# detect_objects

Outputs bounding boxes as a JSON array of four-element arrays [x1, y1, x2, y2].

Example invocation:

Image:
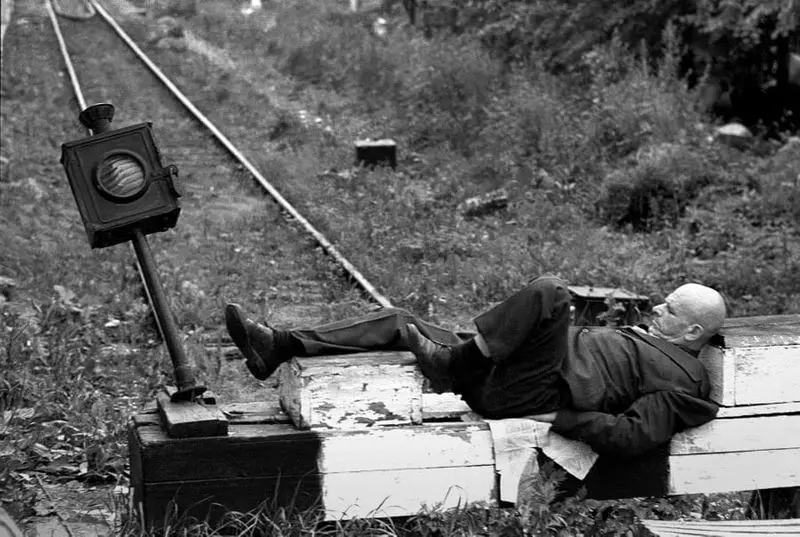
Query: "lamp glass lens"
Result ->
[[97, 154, 146, 199]]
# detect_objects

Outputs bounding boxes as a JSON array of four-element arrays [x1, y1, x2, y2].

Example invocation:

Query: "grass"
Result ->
[[1, 0, 799, 534], [187, 0, 800, 321]]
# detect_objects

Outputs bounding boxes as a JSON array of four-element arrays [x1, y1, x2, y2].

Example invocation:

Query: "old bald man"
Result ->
[[225, 275, 727, 457]]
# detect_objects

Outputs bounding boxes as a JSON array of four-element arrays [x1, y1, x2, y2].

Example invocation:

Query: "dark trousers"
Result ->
[[289, 275, 572, 419]]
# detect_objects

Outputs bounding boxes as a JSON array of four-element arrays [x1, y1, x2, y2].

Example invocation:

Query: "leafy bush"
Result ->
[[596, 143, 715, 230], [397, 37, 501, 154]]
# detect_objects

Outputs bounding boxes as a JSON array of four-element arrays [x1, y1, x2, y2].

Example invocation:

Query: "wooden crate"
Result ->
[[667, 403, 800, 495], [698, 315, 800, 406], [130, 399, 800, 526], [131, 315, 800, 526], [427, 394, 800, 500], [129, 405, 497, 527], [278, 351, 424, 430]]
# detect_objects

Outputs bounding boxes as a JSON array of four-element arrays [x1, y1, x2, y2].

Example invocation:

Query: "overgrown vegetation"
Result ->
[[2, 0, 799, 534], [209, 0, 799, 318]]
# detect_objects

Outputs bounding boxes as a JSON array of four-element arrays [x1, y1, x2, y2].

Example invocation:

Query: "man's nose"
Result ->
[[653, 304, 664, 316]]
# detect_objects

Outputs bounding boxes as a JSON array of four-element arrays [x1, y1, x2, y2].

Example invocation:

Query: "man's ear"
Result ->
[[684, 324, 705, 342]]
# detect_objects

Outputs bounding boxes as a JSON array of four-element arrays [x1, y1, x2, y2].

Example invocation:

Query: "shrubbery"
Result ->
[[246, 0, 798, 315]]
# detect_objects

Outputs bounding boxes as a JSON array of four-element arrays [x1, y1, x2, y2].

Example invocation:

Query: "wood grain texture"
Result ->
[[668, 448, 800, 495], [221, 401, 291, 424], [278, 351, 424, 429], [670, 414, 800, 455], [136, 423, 323, 482], [155, 391, 228, 438], [719, 314, 800, 348], [698, 345, 800, 406], [733, 346, 800, 405]]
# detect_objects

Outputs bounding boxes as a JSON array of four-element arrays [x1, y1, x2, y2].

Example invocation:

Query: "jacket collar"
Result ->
[[624, 326, 702, 381]]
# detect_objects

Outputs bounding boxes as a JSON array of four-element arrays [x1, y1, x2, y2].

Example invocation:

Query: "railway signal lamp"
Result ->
[[60, 103, 205, 402], [60, 102, 181, 249]]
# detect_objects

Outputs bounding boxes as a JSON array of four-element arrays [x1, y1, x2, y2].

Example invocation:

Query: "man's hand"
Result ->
[[529, 411, 557, 423]]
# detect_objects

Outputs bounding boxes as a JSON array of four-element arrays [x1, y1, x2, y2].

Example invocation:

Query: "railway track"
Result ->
[[1, 2, 401, 528], [47, 0, 392, 311]]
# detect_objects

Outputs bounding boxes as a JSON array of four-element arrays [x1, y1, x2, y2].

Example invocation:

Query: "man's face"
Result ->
[[648, 291, 695, 344]]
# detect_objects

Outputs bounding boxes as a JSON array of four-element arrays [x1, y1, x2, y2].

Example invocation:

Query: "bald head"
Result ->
[[672, 283, 726, 335], [649, 283, 727, 350]]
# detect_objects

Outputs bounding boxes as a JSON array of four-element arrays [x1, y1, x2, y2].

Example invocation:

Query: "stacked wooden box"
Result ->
[[666, 314, 800, 495], [129, 351, 497, 526], [128, 315, 800, 527]]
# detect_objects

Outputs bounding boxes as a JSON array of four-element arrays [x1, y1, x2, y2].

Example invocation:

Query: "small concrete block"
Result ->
[[355, 139, 397, 169], [278, 351, 424, 429]]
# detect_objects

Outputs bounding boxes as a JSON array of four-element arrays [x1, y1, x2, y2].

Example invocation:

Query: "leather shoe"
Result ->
[[225, 303, 288, 380], [402, 323, 453, 393]]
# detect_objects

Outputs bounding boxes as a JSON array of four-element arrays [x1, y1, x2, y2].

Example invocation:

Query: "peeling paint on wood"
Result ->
[[719, 314, 800, 347], [700, 345, 800, 406], [130, 418, 497, 526], [670, 414, 800, 455], [668, 448, 800, 495], [278, 351, 424, 429], [698, 315, 800, 406]]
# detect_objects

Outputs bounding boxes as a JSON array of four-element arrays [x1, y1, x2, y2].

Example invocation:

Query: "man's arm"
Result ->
[[549, 391, 719, 457]]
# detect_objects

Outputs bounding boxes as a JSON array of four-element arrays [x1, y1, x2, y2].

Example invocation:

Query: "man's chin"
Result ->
[[648, 326, 662, 338]]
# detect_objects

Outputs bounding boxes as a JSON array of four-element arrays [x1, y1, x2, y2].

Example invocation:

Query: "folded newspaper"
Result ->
[[480, 416, 599, 504]]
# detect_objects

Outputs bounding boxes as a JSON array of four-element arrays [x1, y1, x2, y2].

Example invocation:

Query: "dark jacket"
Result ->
[[550, 326, 719, 456]]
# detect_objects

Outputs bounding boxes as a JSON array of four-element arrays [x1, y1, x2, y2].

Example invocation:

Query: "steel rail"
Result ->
[[86, 0, 394, 308], [45, 0, 88, 111]]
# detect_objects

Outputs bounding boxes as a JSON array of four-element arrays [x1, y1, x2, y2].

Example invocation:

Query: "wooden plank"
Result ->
[[641, 530, 774, 537], [698, 345, 800, 406], [132, 413, 161, 427], [642, 518, 800, 537], [734, 346, 800, 405], [644, 518, 800, 528], [278, 351, 424, 430], [140, 475, 322, 528], [139, 465, 496, 525], [315, 424, 493, 473], [698, 346, 738, 406], [155, 391, 228, 438], [137, 423, 323, 482], [719, 314, 800, 347], [321, 466, 496, 519], [668, 448, 800, 495], [135, 421, 492, 483], [670, 414, 800, 455], [220, 401, 291, 424], [716, 401, 800, 418], [643, 528, 799, 537], [128, 420, 145, 523]]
